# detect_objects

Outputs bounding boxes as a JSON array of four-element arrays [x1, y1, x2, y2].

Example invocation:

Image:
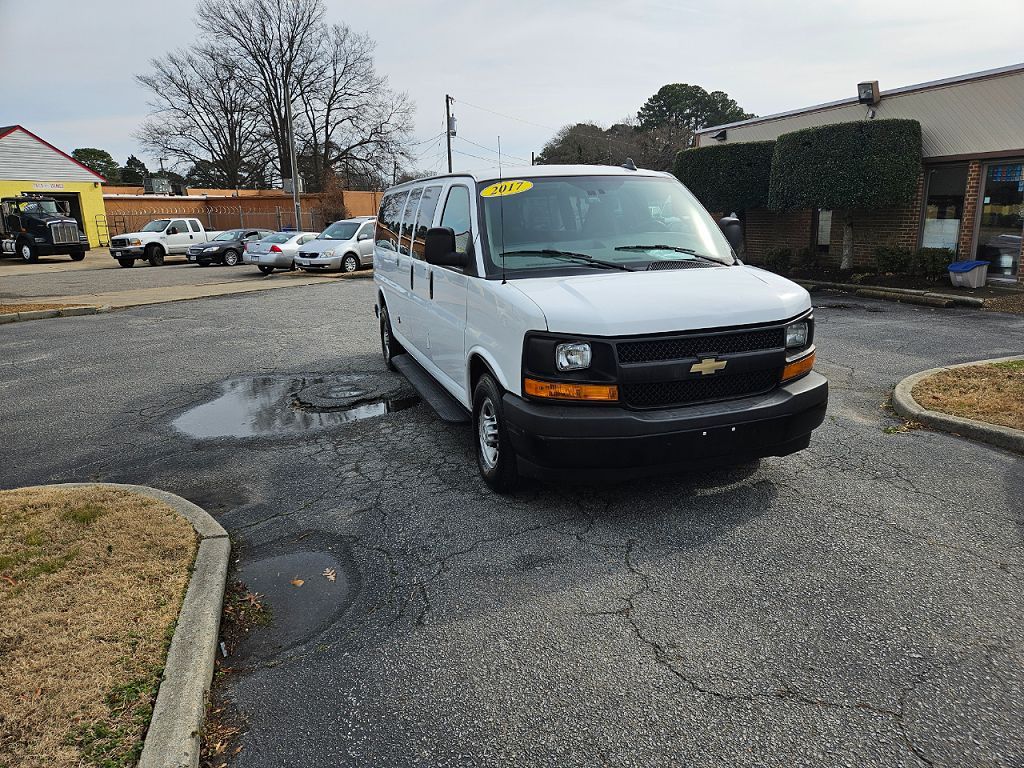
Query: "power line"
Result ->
[[454, 135, 531, 165], [453, 97, 560, 132], [405, 132, 445, 148], [452, 148, 503, 165]]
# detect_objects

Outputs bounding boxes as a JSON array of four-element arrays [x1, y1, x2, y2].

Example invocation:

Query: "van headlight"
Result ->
[[321, 248, 334, 258], [555, 342, 592, 371], [129, 238, 142, 246], [785, 321, 809, 349]]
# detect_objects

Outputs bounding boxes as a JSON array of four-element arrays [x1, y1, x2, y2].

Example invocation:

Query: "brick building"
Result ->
[[695, 63, 1024, 282]]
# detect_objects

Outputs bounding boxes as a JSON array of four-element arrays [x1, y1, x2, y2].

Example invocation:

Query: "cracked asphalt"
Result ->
[[2, 282, 1022, 767]]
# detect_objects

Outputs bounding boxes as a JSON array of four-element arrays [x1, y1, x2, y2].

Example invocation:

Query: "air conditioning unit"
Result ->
[[144, 177, 172, 195]]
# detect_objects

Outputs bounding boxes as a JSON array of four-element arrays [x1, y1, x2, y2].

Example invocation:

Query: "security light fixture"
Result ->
[[857, 81, 880, 105], [711, 129, 728, 142]]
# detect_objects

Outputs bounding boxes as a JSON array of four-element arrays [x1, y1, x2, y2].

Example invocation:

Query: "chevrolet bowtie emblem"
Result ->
[[690, 357, 728, 375]]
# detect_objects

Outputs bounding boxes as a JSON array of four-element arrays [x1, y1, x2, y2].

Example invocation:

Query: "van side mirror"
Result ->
[[358, 232, 371, 241], [424, 227, 467, 267], [719, 213, 743, 251], [167, 227, 178, 235]]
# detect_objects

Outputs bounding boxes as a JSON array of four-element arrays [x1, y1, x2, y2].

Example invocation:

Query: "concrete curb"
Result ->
[[799, 279, 987, 308], [54, 482, 229, 768], [892, 355, 1024, 454], [0, 305, 109, 324]]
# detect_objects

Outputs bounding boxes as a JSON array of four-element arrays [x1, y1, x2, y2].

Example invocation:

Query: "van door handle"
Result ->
[[429, 270, 434, 299]]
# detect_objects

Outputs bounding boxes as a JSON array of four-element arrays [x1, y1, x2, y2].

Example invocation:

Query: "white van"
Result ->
[[373, 165, 827, 492]]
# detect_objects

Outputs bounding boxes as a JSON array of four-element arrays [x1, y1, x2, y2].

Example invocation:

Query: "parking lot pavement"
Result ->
[[0, 250, 357, 308], [2, 283, 1022, 767]]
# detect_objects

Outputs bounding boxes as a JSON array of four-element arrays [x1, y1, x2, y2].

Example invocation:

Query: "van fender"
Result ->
[[465, 346, 514, 397]]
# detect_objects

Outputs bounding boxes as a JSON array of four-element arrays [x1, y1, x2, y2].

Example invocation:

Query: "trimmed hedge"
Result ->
[[674, 140, 775, 212], [875, 246, 954, 278], [768, 119, 922, 211]]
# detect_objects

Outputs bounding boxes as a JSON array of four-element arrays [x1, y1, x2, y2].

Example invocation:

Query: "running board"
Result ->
[[392, 354, 471, 423]]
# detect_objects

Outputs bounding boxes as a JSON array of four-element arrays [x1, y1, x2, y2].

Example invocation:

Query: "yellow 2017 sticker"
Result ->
[[480, 180, 534, 198]]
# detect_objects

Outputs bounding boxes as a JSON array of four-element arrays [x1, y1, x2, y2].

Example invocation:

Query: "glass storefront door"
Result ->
[[976, 163, 1023, 279], [921, 165, 967, 253]]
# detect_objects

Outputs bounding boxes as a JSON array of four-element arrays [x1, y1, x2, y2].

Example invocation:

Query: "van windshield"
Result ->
[[478, 175, 735, 275]]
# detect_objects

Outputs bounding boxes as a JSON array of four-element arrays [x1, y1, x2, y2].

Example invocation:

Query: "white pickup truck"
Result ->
[[109, 217, 221, 267]]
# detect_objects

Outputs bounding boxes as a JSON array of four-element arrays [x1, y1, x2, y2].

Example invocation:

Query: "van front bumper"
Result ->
[[502, 372, 828, 477]]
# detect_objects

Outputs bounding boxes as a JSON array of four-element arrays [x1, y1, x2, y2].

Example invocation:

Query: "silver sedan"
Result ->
[[243, 231, 320, 274]]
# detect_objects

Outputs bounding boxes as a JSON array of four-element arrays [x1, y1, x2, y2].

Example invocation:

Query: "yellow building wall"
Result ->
[[0, 179, 106, 248]]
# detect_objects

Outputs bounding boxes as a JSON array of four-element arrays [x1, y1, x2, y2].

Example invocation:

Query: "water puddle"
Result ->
[[172, 374, 418, 438], [235, 548, 357, 660]]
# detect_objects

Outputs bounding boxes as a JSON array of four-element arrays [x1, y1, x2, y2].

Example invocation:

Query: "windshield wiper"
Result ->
[[614, 244, 729, 264], [501, 249, 636, 272]]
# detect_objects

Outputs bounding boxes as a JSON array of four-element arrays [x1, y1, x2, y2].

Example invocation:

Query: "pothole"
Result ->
[[171, 374, 418, 438], [234, 547, 358, 661]]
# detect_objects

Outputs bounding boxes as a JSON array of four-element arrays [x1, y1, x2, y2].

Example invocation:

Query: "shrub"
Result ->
[[760, 247, 792, 274], [794, 247, 820, 272], [674, 140, 775, 213], [768, 119, 922, 211], [874, 246, 914, 274], [913, 248, 955, 279]]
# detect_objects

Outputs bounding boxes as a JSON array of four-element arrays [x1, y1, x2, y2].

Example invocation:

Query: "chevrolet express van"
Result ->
[[373, 165, 827, 492]]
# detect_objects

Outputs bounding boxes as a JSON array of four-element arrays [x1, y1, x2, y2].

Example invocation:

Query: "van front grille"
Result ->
[[617, 328, 785, 364], [621, 369, 779, 409]]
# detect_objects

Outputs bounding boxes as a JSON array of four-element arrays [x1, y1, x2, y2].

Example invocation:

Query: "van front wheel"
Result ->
[[473, 374, 519, 493]]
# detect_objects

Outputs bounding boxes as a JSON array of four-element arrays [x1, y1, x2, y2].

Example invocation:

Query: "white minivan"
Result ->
[[373, 165, 827, 492]]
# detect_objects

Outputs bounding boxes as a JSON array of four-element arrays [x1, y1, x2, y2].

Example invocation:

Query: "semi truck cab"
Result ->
[[0, 195, 89, 262]]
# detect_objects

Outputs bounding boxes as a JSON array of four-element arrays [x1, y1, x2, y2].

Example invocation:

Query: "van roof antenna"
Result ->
[[498, 135, 506, 285], [622, 157, 637, 171]]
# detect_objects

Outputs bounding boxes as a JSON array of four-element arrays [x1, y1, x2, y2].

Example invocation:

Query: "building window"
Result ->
[[815, 209, 832, 254], [976, 162, 1023, 280], [921, 165, 967, 253]]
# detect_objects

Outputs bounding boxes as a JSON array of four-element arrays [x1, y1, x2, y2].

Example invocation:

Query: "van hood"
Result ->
[[511, 265, 810, 336]]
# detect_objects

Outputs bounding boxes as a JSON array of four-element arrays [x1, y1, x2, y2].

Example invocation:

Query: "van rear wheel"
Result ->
[[379, 303, 403, 371], [473, 374, 520, 493]]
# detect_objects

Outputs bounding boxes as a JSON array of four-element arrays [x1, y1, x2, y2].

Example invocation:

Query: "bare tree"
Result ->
[[136, 44, 271, 187], [296, 24, 413, 190], [195, 0, 326, 182]]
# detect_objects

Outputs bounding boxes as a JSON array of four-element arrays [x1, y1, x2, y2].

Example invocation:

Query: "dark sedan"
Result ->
[[186, 228, 275, 266]]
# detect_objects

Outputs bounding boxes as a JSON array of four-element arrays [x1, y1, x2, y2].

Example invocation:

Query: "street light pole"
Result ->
[[285, 90, 301, 229]]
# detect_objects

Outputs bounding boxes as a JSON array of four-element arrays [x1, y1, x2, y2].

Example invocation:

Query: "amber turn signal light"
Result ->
[[523, 378, 619, 402], [782, 351, 815, 382]]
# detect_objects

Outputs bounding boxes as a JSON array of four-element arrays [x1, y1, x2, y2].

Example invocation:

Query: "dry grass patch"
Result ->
[[0, 303, 87, 314], [912, 360, 1024, 431], [0, 486, 197, 768]]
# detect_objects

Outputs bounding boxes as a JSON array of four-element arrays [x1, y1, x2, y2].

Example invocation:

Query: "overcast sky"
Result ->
[[3, 0, 1022, 177]]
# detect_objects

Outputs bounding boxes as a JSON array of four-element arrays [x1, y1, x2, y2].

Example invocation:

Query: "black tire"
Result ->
[[223, 249, 240, 267], [379, 302, 404, 371], [117, 258, 135, 268], [341, 254, 359, 273], [288, 261, 297, 271], [69, 250, 86, 262], [146, 245, 165, 266], [472, 373, 520, 493], [258, 265, 274, 275], [17, 240, 36, 263]]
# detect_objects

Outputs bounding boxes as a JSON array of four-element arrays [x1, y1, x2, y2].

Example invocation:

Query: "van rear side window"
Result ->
[[376, 190, 409, 251]]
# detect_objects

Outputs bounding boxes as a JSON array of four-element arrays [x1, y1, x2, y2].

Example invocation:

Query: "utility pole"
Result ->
[[531, 151, 535, 166], [445, 94, 455, 173], [285, 88, 301, 229]]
